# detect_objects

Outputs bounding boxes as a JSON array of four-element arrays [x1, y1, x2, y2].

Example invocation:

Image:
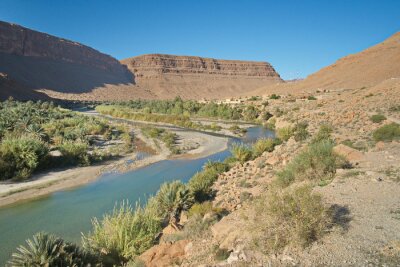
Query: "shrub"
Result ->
[[0, 135, 48, 180], [307, 96, 317, 100], [276, 140, 346, 187], [252, 138, 280, 157], [214, 247, 230, 261], [373, 123, 400, 142], [230, 143, 252, 163], [293, 122, 309, 141], [276, 126, 293, 141], [82, 202, 162, 265], [265, 117, 276, 130], [8, 232, 99, 266], [58, 140, 90, 166], [311, 124, 333, 143], [255, 185, 331, 252], [370, 114, 387, 123], [188, 168, 219, 202], [269, 94, 281, 100], [152, 181, 193, 221]]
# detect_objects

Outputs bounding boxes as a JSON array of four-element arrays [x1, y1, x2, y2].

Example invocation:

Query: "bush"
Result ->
[[188, 168, 219, 202], [370, 114, 386, 123], [269, 94, 281, 100], [276, 126, 293, 141], [311, 124, 333, 143], [293, 122, 309, 141], [252, 138, 280, 157], [0, 135, 48, 180], [373, 123, 400, 142], [255, 185, 331, 252], [276, 140, 346, 187], [230, 143, 253, 163], [307, 96, 317, 100], [8, 232, 99, 266], [82, 202, 162, 265], [152, 181, 193, 221], [58, 140, 90, 166]]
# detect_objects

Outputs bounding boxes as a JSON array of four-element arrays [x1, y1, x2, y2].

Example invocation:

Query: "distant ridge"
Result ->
[[0, 20, 133, 99], [249, 31, 400, 96]]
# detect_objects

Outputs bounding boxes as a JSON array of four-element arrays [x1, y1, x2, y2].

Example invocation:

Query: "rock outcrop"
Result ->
[[117, 54, 282, 99], [122, 54, 281, 78], [0, 20, 133, 97]]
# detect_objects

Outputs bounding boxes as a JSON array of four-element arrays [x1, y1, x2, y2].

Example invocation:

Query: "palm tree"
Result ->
[[8, 232, 99, 267], [155, 181, 193, 222], [7, 232, 64, 267]]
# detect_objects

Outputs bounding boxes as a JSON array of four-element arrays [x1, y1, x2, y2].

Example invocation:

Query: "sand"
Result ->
[[0, 129, 229, 208]]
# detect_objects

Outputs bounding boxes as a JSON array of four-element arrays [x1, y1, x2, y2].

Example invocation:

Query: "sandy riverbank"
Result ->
[[0, 129, 228, 208]]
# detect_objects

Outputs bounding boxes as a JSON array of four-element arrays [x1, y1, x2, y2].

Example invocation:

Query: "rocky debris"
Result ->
[[139, 240, 190, 267]]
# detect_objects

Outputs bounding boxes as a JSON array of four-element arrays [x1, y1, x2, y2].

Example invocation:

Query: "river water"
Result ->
[[0, 127, 273, 264]]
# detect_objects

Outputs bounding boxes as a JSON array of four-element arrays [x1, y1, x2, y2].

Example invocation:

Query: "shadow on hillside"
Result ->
[[0, 52, 135, 94]]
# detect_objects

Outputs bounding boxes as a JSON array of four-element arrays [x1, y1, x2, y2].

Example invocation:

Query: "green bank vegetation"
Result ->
[[9, 121, 348, 265], [0, 99, 133, 181], [141, 126, 180, 154]]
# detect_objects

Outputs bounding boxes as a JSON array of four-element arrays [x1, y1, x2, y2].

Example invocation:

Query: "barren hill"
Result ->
[[0, 21, 133, 99], [249, 31, 400, 96], [119, 54, 282, 99], [42, 54, 283, 101]]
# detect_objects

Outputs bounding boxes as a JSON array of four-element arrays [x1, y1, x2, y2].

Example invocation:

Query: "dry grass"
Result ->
[[251, 185, 331, 253]]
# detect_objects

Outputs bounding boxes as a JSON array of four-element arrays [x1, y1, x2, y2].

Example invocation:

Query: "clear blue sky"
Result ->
[[1, 0, 399, 80]]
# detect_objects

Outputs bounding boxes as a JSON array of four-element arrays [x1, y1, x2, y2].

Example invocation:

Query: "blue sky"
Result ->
[[1, 0, 399, 80]]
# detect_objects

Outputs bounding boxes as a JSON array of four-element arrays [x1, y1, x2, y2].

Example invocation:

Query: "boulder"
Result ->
[[139, 240, 190, 267]]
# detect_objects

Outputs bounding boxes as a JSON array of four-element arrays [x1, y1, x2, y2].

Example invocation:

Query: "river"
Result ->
[[0, 126, 273, 264]]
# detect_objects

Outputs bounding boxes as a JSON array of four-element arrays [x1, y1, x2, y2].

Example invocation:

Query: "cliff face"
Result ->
[[0, 21, 126, 74], [0, 21, 133, 95], [122, 54, 281, 78], [115, 54, 282, 100]]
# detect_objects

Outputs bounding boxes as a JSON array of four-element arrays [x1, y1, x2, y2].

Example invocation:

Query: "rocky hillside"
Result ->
[[250, 31, 400, 96], [114, 54, 282, 100], [0, 21, 133, 98], [122, 54, 280, 77]]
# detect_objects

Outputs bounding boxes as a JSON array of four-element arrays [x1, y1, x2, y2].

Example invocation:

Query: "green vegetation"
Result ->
[[311, 124, 333, 143], [8, 232, 99, 266], [293, 122, 310, 141], [230, 143, 253, 163], [141, 126, 180, 154], [276, 139, 346, 187], [307, 96, 317, 100], [254, 185, 331, 252], [150, 180, 193, 222], [276, 126, 293, 141], [269, 94, 281, 100], [96, 105, 231, 132], [188, 161, 230, 202], [370, 114, 387, 123], [252, 138, 281, 157], [100, 96, 259, 121], [0, 100, 130, 180], [82, 202, 162, 265], [373, 123, 400, 142]]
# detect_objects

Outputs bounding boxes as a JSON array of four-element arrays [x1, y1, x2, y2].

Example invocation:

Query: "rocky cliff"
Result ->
[[0, 21, 133, 96], [122, 54, 281, 78]]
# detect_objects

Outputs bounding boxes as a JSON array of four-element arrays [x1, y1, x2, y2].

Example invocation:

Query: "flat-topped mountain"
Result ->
[[0, 21, 133, 98], [122, 54, 281, 78]]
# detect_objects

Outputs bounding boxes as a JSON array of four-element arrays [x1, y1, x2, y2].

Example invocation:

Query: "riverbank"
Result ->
[[0, 127, 229, 208]]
